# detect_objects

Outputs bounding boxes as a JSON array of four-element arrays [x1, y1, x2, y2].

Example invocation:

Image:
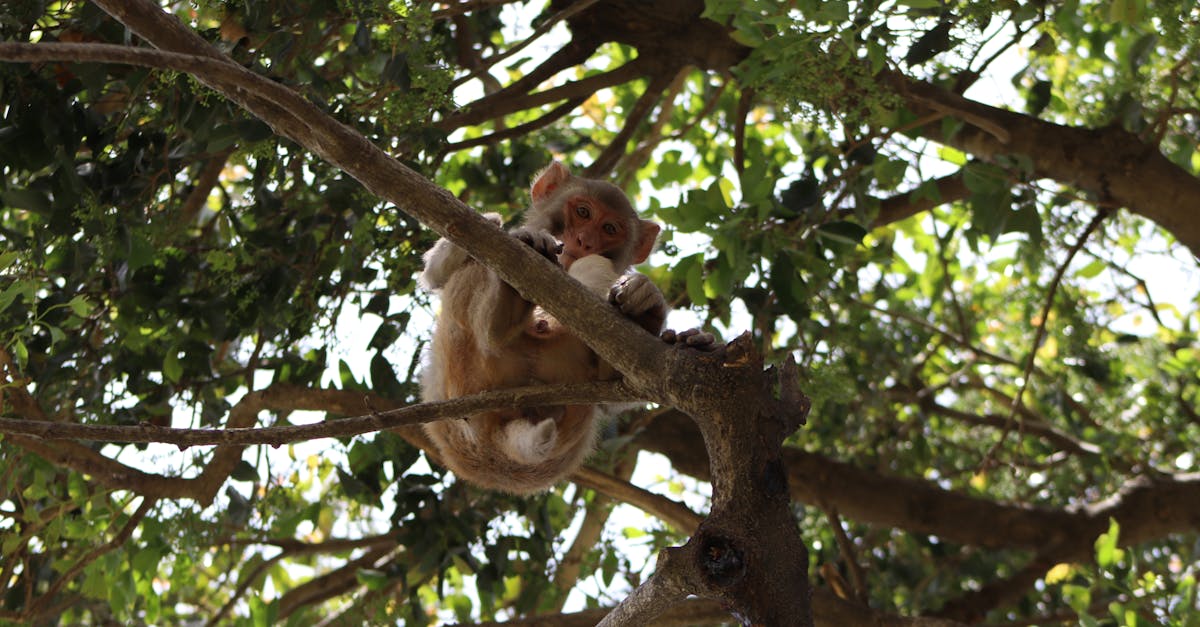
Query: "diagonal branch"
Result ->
[[441, 56, 652, 130], [17, 2, 675, 395], [572, 466, 703, 533]]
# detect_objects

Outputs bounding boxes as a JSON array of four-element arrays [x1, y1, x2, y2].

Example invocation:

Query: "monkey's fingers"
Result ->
[[661, 328, 718, 351], [610, 274, 664, 315], [511, 227, 560, 262]]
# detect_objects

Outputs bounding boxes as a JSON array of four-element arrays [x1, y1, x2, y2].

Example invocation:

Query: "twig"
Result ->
[[449, 0, 602, 90], [732, 86, 753, 175], [431, 0, 521, 21], [822, 507, 868, 605], [979, 208, 1110, 471]]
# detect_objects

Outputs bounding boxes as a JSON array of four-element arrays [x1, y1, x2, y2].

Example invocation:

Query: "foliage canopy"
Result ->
[[1, 0, 1199, 624]]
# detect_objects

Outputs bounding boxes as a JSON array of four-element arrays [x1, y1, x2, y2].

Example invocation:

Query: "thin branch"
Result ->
[[584, 71, 675, 178], [864, 171, 970, 228], [177, 149, 232, 227], [822, 507, 868, 605], [616, 66, 692, 187], [451, 0, 602, 90], [979, 208, 1110, 471], [551, 454, 635, 611], [441, 49, 648, 129], [732, 86, 753, 175], [277, 545, 396, 618], [26, 497, 157, 619], [0, 381, 635, 447], [444, 96, 587, 151], [572, 466, 703, 533], [207, 535, 399, 626]]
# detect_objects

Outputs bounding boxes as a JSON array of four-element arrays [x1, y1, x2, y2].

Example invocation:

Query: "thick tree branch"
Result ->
[[636, 410, 1200, 553], [866, 172, 970, 228], [596, 545, 697, 627], [885, 72, 1200, 257]]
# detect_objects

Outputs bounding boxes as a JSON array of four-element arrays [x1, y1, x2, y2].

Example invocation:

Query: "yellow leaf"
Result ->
[[969, 473, 987, 490], [1045, 562, 1073, 584]]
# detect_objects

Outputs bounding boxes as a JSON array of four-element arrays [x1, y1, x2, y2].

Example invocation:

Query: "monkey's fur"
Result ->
[[419, 162, 665, 493]]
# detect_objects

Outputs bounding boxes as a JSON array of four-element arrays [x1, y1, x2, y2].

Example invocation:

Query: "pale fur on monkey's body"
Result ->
[[418, 162, 666, 494], [420, 245, 624, 492]]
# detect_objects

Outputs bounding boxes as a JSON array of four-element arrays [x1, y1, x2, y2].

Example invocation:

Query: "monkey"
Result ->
[[418, 161, 668, 494]]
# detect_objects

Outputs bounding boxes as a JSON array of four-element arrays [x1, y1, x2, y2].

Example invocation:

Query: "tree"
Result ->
[[1, 0, 1198, 624]]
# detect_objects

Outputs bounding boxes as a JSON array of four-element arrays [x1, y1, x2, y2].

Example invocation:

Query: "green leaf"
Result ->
[[231, 460, 258, 482], [67, 295, 92, 318], [1109, 0, 1143, 24], [2, 188, 51, 214], [937, 146, 967, 165], [1062, 583, 1092, 614], [356, 568, 390, 591], [686, 258, 708, 307], [0, 280, 30, 314], [1075, 259, 1106, 279], [963, 163, 1008, 194], [163, 351, 183, 384], [817, 221, 868, 247], [0, 251, 17, 272], [874, 157, 908, 190], [13, 337, 28, 367], [132, 546, 163, 576], [1095, 518, 1124, 568], [905, 20, 952, 66]]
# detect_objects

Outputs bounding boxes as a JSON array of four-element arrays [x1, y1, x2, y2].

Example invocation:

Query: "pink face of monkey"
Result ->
[[527, 162, 660, 271]]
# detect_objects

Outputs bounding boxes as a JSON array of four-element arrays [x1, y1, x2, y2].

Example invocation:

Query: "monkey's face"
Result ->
[[558, 195, 632, 269]]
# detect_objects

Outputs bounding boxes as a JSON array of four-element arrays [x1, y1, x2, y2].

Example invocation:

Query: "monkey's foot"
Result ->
[[661, 327, 718, 351]]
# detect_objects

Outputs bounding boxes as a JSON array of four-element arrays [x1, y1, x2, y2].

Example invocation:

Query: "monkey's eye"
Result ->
[[602, 223, 618, 236], [575, 204, 590, 219]]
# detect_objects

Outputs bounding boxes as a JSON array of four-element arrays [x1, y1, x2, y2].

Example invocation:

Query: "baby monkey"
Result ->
[[419, 162, 667, 494]]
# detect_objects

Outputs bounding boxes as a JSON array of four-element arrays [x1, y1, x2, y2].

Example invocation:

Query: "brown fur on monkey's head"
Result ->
[[522, 161, 658, 271]]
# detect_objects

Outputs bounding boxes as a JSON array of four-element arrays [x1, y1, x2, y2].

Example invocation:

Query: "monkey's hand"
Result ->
[[609, 273, 667, 334], [661, 327, 718, 351], [511, 227, 563, 263]]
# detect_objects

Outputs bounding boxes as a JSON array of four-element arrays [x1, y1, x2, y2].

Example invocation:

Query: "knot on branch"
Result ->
[[697, 533, 746, 588]]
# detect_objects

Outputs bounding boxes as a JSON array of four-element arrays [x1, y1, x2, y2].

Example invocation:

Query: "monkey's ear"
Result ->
[[630, 220, 661, 264], [531, 161, 571, 202]]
